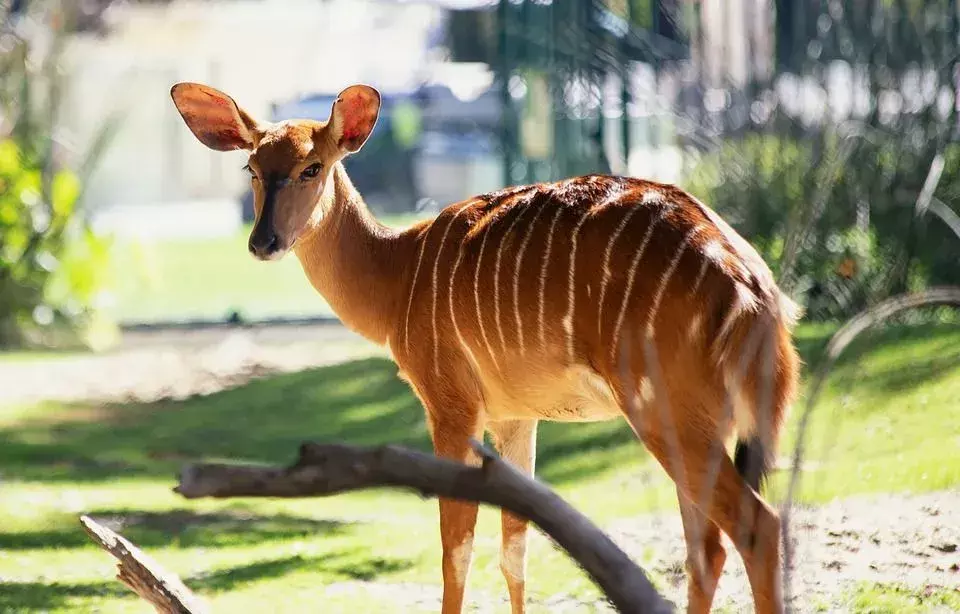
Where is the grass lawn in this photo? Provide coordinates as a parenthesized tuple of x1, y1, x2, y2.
(0, 322, 958, 612)
(104, 212, 432, 325)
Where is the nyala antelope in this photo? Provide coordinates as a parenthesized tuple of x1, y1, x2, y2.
(171, 81, 800, 614)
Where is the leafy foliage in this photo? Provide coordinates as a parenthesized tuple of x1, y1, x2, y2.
(0, 1, 117, 347)
(683, 130, 960, 321)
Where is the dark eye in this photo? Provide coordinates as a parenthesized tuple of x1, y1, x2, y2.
(300, 163, 322, 180)
(243, 164, 258, 180)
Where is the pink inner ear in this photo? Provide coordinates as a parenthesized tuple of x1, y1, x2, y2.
(339, 94, 376, 143)
(209, 127, 244, 150)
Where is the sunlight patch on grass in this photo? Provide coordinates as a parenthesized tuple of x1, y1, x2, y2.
(841, 582, 960, 613)
(0, 322, 958, 611)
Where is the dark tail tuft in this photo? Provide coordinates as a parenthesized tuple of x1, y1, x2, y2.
(734, 437, 769, 493)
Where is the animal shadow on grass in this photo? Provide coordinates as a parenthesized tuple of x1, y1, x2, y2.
(188, 552, 414, 592)
(0, 509, 354, 566)
(0, 551, 413, 611)
(1, 355, 646, 488)
(0, 581, 131, 612)
(3, 324, 954, 486)
(0, 358, 431, 483)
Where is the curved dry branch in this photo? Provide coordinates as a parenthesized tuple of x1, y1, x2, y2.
(176, 441, 675, 614)
(781, 286, 960, 601)
(80, 515, 209, 614)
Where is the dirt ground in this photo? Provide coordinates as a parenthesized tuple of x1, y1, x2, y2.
(3, 324, 958, 612)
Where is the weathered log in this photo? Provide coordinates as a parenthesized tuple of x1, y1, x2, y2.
(80, 515, 209, 614)
(175, 440, 675, 614)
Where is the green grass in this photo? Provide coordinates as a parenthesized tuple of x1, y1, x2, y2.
(839, 582, 960, 613)
(0, 322, 958, 612)
(105, 213, 431, 325)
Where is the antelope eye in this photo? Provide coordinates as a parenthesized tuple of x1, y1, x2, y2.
(242, 164, 258, 180)
(300, 163, 322, 180)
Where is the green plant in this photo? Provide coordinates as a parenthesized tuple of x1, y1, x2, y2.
(0, 2, 118, 348)
(682, 131, 960, 321)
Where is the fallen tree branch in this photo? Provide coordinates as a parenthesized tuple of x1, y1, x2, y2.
(176, 441, 675, 614)
(79, 515, 209, 614)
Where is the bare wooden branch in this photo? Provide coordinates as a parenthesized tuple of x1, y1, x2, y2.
(176, 441, 675, 614)
(80, 515, 209, 614)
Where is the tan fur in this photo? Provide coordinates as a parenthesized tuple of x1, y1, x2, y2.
(171, 82, 801, 614)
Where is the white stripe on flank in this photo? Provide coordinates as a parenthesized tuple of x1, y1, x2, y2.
(690, 256, 711, 296)
(646, 225, 708, 335)
(608, 210, 668, 364)
(596, 206, 644, 340)
(512, 198, 549, 355)
(403, 222, 433, 354)
(432, 203, 472, 374)
(538, 206, 565, 348)
(449, 235, 470, 370)
(474, 220, 501, 373)
(565, 186, 626, 359)
(564, 209, 592, 360)
(494, 198, 530, 356)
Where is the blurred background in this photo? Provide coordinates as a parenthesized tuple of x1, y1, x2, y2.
(1, 1, 958, 613)
(5, 0, 958, 335)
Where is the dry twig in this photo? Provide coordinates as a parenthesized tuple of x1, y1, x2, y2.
(176, 440, 675, 614)
(79, 515, 209, 614)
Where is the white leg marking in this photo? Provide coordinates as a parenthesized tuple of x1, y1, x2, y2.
(639, 375, 655, 403)
(596, 206, 644, 340)
(494, 199, 531, 355)
(608, 211, 666, 364)
(474, 222, 501, 373)
(646, 225, 709, 336)
(513, 200, 549, 356)
(403, 223, 432, 354)
(432, 203, 472, 375)
(538, 206, 565, 348)
(500, 532, 527, 581)
(450, 538, 474, 586)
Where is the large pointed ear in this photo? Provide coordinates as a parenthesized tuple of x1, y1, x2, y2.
(170, 82, 261, 151)
(329, 85, 381, 155)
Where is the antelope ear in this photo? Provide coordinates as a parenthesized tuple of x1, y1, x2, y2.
(170, 82, 261, 151)
(329, 84, 381, 154)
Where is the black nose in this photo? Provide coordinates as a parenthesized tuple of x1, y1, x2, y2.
(249, 231, 279, 257)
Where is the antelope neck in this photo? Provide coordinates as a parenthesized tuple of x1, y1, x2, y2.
(293, 163, 418, 346)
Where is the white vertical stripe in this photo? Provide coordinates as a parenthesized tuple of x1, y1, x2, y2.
(563, 209, 592, 360)
(512, 199, 549, 355)
(608, 211, 668, 364)
(565, 187, 624, 360)
(432, 202, 472, 374)
(474, 220, 501, 373)
(646, 225, 708, 335)
(494, 197, 531, 356)
(538, 206, 565, 348)
(403, 222, 432, 354)
(596, 206, 644, 340)
(690, 256, 711, 297)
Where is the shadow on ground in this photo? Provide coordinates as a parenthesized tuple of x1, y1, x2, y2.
(2, 322, 957, 487)
(0, 509, 351, 551)
(0, 549, 413, 611)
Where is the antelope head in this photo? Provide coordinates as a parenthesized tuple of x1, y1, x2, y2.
(170, 82, 381, 260)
